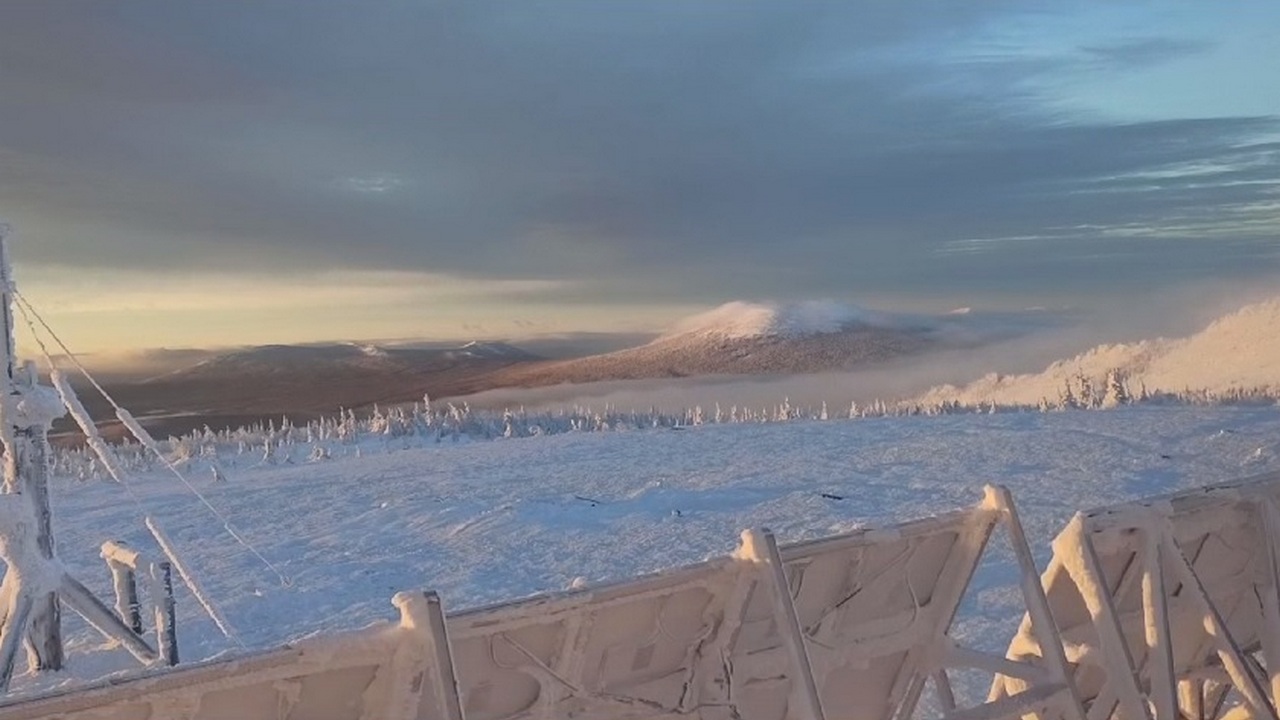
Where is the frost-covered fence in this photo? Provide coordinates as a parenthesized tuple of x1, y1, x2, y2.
(0, 591, 463, 720)
(100, 541, 178, 667)
(0, 486, 1086, 720)
(1000, 469, 1280, 720)
(11, 475, 1280, 720)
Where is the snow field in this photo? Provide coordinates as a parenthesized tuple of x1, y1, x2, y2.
(20, 404, 1280, 702)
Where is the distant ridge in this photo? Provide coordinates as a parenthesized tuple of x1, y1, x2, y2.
(55, 341, 546, 440)
(59, 300, 1050, 439)
(149, 341, 538, 383)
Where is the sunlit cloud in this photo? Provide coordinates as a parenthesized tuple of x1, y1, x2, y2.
(20, 266, 564, 315)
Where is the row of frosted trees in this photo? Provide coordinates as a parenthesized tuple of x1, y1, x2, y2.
(48, 376, 1280, 483)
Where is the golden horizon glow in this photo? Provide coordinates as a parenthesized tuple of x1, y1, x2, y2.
(13, 264, 702, 356)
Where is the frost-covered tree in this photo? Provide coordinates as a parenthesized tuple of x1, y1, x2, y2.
(1058, 381, 1079, 411)
(1075, 372, 1096, 408)
(1101, 369, 1131, 409)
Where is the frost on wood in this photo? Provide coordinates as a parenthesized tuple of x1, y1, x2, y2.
(145, 516, 239, 646)
(998, 471, 1280, 720)
(1, 488, 1082, 720)
(50, 370, 127, 482)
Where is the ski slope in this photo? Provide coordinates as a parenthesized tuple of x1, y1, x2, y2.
(20, 404, 1280, 701)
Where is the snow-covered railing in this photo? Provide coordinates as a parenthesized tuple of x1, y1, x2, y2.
(0, 486, 1078, 720)
(23, 473, 1280, 720)
(0, 591, 463, 720)
(99, 540, 178, 667)
(998, 470, 1280, 720)
(41, 471, 1280, 720)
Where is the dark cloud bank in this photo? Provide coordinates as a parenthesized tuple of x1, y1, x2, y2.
(2, 2, 1276, 307)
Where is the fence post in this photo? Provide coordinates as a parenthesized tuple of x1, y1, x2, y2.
(101, 542, 144, 634)
(154, 562, 178, 666)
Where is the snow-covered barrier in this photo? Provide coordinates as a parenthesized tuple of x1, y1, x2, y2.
(443, 486, 1081, 720)
(0, 486, 1079, 720)
(999, 470, 1280, 720)
(0, 591, 465, 720)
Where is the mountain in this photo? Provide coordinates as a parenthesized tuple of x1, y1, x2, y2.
(914, 298, 1280, 407)
(52, 300, 1052, 440)
(151, 341, 537, 382)
(57, 341, 541, 440)
(482, 300, 1021, 387)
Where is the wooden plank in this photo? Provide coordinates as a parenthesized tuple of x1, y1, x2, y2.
(60, 574, 158, 664)
(933, 670, 958, 712)
(155, 562, 178, 666)
(539, 612, 588, 718)
(0, 622, 404, 719)
(20, 420, 63, 671)
(1160, 532, 1279, 720)
(104, 558, 143, 634)
(1142, 530, 1178, 720)
(986, 485, 1088, 720)
(390, 591, 465, 720)
(682, 560, 753, 713)
(1178, 679, 1204, 720)
(890, 509, 999, 720)
(1054, 515, 1151, 720)
(943, 642, 1051, 684)
(1257, 498, 1280, 706)
(0, 588, 34, 691)
(422, 592, 466, 720)
(943, 683, 1066, 720)
(746, 528, 828, 720)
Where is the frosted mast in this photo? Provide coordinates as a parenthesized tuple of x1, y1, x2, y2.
(0, 227, 159, 691)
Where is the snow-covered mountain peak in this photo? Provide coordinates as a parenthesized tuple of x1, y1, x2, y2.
(661, 300, 892, 341)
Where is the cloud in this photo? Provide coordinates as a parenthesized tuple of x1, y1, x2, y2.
(1, 2, 1276, 311)
(21, 267, 569, 316)
(1080, 38, 1214, 69)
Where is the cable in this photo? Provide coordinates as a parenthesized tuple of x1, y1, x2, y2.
(14, 289, 292, 591)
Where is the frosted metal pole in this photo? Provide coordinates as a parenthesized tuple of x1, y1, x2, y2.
(0, 229, 66, 670)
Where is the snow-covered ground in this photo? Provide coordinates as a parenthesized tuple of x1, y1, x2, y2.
(20, 404, 1280, 701)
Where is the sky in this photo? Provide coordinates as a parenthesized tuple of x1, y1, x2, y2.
(2, 1, 1278, 353)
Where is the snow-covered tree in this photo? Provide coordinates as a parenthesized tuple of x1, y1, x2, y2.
(1058, 381, 1079, 411)
(1101, 369, 1131, 409)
